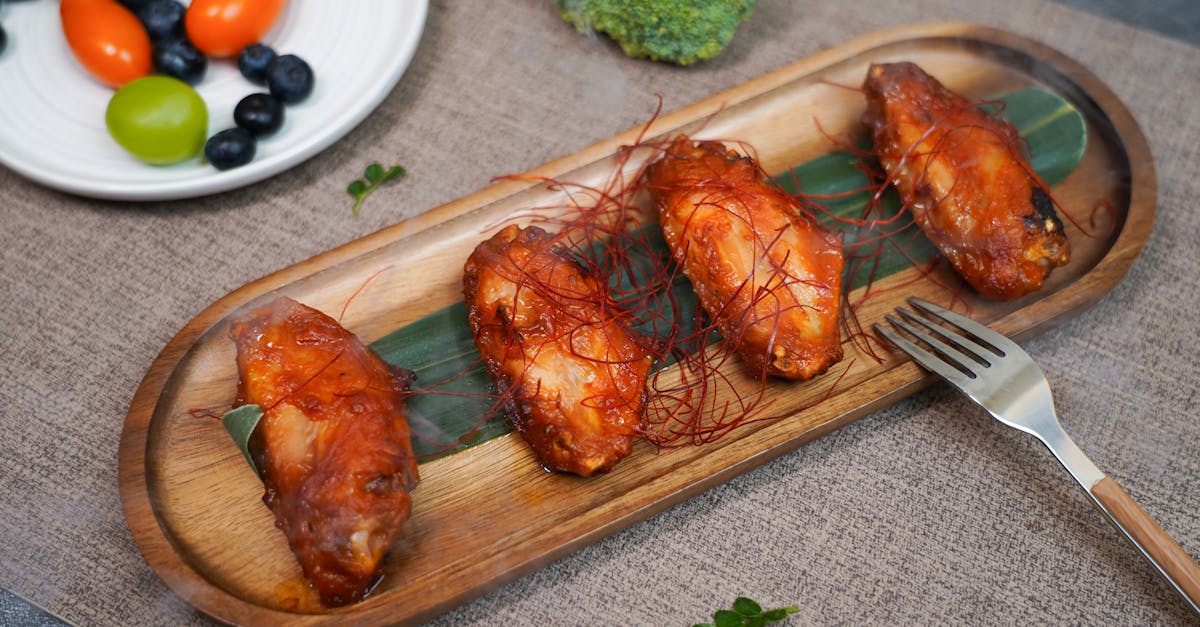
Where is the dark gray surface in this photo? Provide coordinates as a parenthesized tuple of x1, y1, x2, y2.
(1, 0, 1196, 625)
(1055, 0, 1199, 45)
(0, 589, 59, 627)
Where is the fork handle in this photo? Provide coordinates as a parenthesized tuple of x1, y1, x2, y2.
(1090, 477, 1200, 611)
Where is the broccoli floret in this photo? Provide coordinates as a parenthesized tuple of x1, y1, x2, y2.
(556, 0, 758, 66)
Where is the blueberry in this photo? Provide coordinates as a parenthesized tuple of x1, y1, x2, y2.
(205, 128, 256, 170)
(152, 38, 207, 85)
(117, 0, 155, 11)
(137, 0, 185, 42)
(237, 43, 276, 85)
(266, 54, 314, 104)
(233, 93, 285, 138)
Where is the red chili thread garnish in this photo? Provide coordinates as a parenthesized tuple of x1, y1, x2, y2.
(195, 91, 1112, 460)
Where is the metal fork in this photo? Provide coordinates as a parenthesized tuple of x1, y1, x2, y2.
(875, 297, 1200, 613)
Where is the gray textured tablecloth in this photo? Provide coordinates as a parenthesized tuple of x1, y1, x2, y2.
(2, 0, 1198, 624)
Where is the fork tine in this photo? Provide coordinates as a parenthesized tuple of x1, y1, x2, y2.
(885, 311, 988, 377)
(908, 297, 1017, 356)
(896, 307, 993, 366)
(872, 322, 977, 388)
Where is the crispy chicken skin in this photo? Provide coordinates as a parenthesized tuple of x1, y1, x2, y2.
(644, 136, 844, 380)
(463, 225, 653, 476)
(230, 297, 419, 607)
(862, 62, 1071, 300)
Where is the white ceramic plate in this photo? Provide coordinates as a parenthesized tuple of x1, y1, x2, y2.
(0, 0, 427, 201)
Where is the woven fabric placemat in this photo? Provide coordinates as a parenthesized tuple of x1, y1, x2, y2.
(1, 0, 1198, 624)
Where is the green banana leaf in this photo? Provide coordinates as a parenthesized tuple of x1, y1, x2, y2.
(225, 87, 1087, 465)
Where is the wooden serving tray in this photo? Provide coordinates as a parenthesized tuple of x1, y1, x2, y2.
(119, 22, 1155, 625)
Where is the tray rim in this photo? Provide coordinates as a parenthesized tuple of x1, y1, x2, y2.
(118, 21, 1158, 625)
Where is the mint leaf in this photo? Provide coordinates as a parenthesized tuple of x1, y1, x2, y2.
(733, 597, 762, 616)
(762, 609, 787, 621)
(383, 165, 406, 181)
(713, 610, 743, 627)
(346, 162, 406, 216)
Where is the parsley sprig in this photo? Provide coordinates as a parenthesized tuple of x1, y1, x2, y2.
(347, 162, 405, 216)
(694, 597, 798, 627)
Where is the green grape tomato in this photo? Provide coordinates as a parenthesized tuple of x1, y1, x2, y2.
(105, 76, 208, 165)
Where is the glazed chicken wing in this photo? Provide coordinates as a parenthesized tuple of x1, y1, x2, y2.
(230, 297, 419, 607)
(644, 136, 844, 380)
(463, 225, 653, 476)
(862, 62, 1070, 300)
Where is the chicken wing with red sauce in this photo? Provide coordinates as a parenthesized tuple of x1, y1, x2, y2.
(463, 225, 653, 476)
(230, 297, 419, 607)
(644, 136, 844, 380)
(862, 62, 1071, 300)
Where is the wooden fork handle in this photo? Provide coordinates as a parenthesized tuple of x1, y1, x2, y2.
(1090, 476, 1200, 611)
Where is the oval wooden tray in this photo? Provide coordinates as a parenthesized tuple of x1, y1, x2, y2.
(119, 22, 1155, 625)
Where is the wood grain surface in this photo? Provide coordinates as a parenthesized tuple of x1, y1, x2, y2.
(118, 22, 1157, 625)
(1090, 477, 1200, 608)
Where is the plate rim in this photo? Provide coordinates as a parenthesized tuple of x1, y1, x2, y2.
(0, 0, 429, 201)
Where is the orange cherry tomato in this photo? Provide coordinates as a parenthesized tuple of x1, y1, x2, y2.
(186, 0, 288, 58)
(60, 0, 152, 88)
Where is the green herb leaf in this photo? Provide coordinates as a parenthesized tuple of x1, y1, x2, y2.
(700, 598, 799, 626)
(733, 597, 762, 616)
(221, 404, 263, 475)
(762, 607, 798, 622)
(714, 610, 743, 627)
(346, 162, 406, 217)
